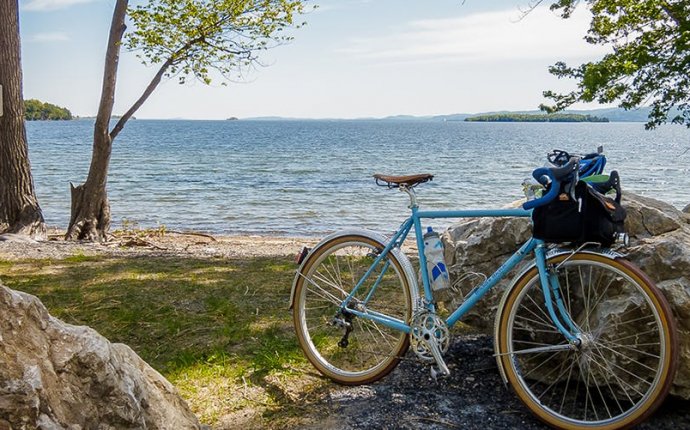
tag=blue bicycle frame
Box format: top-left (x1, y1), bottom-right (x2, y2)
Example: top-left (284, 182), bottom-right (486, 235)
top-left (338, 199), bottom-right (580, 343)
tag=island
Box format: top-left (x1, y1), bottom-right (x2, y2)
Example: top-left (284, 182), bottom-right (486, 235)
top-left (464, 113), bottom-right (609, 123)
top-left (24, 99), bottom-right (73, 121)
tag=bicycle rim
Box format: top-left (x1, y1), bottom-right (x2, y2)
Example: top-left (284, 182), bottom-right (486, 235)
top-left (497, 254), bottom-right (677, 429)
top-left (293, 235), bottom-right (412, 385)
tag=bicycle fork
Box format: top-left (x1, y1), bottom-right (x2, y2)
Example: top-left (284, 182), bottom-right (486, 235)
top-left (535, 244), bottom-right (581, 345)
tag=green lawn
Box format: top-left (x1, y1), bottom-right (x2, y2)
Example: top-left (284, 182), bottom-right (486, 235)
top-left (0, 254), bottom-right (330, 428)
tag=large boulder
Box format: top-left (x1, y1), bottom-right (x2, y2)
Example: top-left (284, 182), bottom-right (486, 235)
top-left (442, 192), bottom-right (690, 398)
top-left (0, 284), bottom-right (202, 429)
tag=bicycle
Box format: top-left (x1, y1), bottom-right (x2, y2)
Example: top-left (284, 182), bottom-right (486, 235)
top-left (290, 157), bottom-right (678, 429)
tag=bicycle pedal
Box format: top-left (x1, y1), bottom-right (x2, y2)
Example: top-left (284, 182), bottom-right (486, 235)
top-left (430, 365), bottom-right (450, 381)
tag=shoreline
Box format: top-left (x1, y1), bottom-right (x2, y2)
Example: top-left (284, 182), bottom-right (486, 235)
top-left (0, 229), bottom-right (320, 261)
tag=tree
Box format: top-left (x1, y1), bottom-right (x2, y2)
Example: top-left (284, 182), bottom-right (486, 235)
top-left (0, 0), bottom-right (46, 239)
top-left (25, 99), bottom-right (73, 121)
top-left (537, 0), bottom-right (690, 129)
top-left (66, 0), bottom-right (307, 241)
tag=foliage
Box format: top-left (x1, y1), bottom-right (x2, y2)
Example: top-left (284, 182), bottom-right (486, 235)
top-left (539, 0), bottom-right (690, 129)
top-left (465, 113), bottom-right (609, 122)
top-left (125, 0), bottom-right (308, 86)
top-left (24, 99), bottom-right (72, 121)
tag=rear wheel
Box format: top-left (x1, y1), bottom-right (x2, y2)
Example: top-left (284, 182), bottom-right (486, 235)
top-left (496, 253), bottom-right (677, 429)
top-left (293, 235), bottom-right (412, 385)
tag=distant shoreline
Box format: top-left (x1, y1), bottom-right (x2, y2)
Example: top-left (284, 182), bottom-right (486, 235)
top-left (464, 113), bottom-right (609, 123)
top-left (34, 106), bottom-right (660, 122)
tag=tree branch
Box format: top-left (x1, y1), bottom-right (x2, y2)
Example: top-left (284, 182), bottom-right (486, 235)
top-left (95, 0), bottom-right (128, 140)
top-left (109, 39), bottom-right (200, 140)
top-left (109, 56), bottom-right (174, 140)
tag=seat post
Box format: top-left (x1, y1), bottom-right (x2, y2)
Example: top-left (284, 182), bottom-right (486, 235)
top-left (400, 185), bottom-right (418, 209)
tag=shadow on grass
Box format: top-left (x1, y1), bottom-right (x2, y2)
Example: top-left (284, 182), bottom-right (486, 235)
top-left (0, 255), bottom-right (331, 427)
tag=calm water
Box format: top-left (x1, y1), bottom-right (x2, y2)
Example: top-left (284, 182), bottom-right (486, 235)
top-left (26, 120), bottom-right (690, 237)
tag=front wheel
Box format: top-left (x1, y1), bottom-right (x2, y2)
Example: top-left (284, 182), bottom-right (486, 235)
top-left (293, 235), bottom-right (412, 385)
top-left (495, 253), bottom-right (678, 430)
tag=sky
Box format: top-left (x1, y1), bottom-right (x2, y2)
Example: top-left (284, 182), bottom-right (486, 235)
top-left (18, 0), bottom-right (609, 120)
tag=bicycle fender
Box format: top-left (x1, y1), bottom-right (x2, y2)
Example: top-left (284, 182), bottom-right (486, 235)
top-left (288, 229), bottom-right (420, 312)
top-left (493, 247), bottom-right (625, 385)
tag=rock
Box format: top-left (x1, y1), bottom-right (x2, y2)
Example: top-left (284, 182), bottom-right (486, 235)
top-left (443, 192), bottom-right (690, 398)
top-left (0, 233), bottom-right (38, 243)
top-left (0, 284), bottom-right (202, 429)
top-left (442, 216), bottom-right (530, 327)
top-left (683, 203), bottom-right (690, 214)
top-left (622, 194), bottom-right (687, 237)
top-left (656, 278), bottom-right (690, 399)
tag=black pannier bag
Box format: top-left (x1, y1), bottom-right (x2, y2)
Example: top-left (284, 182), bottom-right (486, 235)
top-left (532, 180), bottom-right (626, 247)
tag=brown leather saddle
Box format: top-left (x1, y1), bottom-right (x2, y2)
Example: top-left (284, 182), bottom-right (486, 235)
top-left (373, 173), bottom-right (434, 188)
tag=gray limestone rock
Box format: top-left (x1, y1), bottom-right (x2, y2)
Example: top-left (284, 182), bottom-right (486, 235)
top-left (0, 285), bottom-right (202, 429)
top-left (443, 192), bottom-right (690, 398)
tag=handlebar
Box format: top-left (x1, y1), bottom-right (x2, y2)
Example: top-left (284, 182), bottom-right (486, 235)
top-left (522, 158), bottom-right (579, 210)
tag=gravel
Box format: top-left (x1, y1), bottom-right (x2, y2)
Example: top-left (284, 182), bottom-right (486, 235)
top-left (299, 335), bottom-right (690, 430)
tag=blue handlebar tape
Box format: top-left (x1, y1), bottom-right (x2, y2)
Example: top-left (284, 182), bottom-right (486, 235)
top-left (523, 168), bottom-right (560, 210)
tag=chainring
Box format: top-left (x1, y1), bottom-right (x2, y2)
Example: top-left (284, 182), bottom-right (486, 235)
top-left (409, 311), bottom-right (450, 362)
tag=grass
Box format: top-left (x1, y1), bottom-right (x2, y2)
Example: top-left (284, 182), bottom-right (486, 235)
top-left (0, 254), bottom-right (330, 428)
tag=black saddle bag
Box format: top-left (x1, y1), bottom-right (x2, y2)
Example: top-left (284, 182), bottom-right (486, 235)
top-left (532, 180), bottom-right (626, 247)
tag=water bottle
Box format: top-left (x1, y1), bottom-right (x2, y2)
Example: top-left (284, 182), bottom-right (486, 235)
top-left (522, 177), bottom-right (542, 201)
top-left (423, 227), bottom-right (450, 296)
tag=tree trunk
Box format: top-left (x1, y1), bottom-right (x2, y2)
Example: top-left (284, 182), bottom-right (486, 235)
top-left (65, 0), bottom-right (128, 241)
top-left (0, 0), bottom-right (46, 239)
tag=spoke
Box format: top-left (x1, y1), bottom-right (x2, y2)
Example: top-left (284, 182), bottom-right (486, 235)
top-left (305, 320), bottom-right (334, 332)
top-left (514, 326), bottom-right (563, 334)
top-left (606, 328), bottom-right (661, 344)
top-left (589, 343), bottom-right (637, 411)
top-left (310, 271), bottom-right (349, 299)
top-left (538, 352), bottom-right (572, 399)
top-left (613, 313), bottom-right (657, 327)
top-left (346, 253), bottom-right (356, 290)
top-left (572, 360), bottom-right (582, 418)
top-left (308, 280), bottom-right (344, 304)
top-left (360, 320), bottom-right (385, 355)
top-left (514, 313), bottom-right (560, 330)
top-left (589, 346), bottom-right (646, 400)
top-left (305, 276), bottom-right (344, 305)
top-left (520, 349), bottom-right (565, 379)
top-left (594, 342), bottom-right (661, 374)
top-left (598, 339), bottom-right (661, 359)
top-left (588, 358), bottom-right (614, 420)
top-left (589, 352), bottom-right (653, 392)
top-left (586, 272), bottom-right (617, 318)
top-left (321, 257), bottom-right (343, 295)
top-left (559, 357), bottom-right (577, 414)
top-left (580, 352), bottom-right (597, 421)
top-left (368, 319), bottom-right (398, 348)
top-left (524, 293), bottom-right (555, 328)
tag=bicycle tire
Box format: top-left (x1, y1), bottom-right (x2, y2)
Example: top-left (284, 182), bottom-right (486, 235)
top-left (495, 253), bottom-right (677, 430)
top-left (293, 234), bottom-right (412, 385)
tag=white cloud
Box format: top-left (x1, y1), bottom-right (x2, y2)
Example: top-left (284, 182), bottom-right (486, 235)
top-left (338, 6), bottom-right (608, 65)
top-left (23, 0), bottom-right (94, 12)
top-left (31, 32), bottom-right (70, 42)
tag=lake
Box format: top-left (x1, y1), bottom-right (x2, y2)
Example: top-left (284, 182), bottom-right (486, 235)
top-left (26, 120), bottom-right (690, 237)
